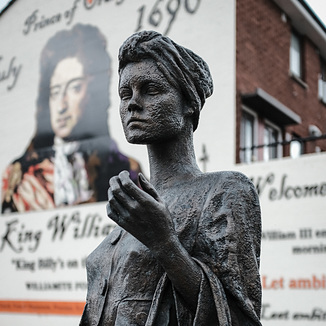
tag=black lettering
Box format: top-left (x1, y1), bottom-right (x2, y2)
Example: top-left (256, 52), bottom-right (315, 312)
top-left (0, 220), bottom-right (22, 253)
top-left (320, 183), bottom-right (326, 196)
top-left (269, 188), bottom-right (277, 200)
top-left (83, 0), bottom-right (98, 10)
top-left (164, 0), bottom-right (181, 35)
top-left (149, 0), bottom-right (163, 28)
top-left (0, 56), bottom-right (22, 91)
top-left (304, 185), bottom-right (318, 197)
top-left (278, 174), bottom-right (287, 199)
top-left (48, 213), bottom-right (80, 241)
top-left (23, 10), bottom-right (38, 35)
top-left (285, 186), bottom-right (293, 199)
top-left (135, 5), bottom-right (146, 32)
top-left (253, 173), bottom-right (275, 196)
top-left (66, 0), bottom-right (78, 25)
top-left (185, 0), bottom-right (201, 14)
top-left (294, 186), bottom-right (302, 198)
top-left (12, 259), bottom-right (35, 271)
top-left (261, 304), bottom-right (289, 320)
top-left (0, 220), bottom-right (41, 253)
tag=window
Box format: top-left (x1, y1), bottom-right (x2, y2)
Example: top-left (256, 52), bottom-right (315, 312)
top-left (240, 107), bottom-right (283, 163)
top-left (318, 57), bottom-right (326, 103)
top-left (290, 138), bottom-right (303, 159)
top-left (290, 32), bottom-right (302, 78)
top-left (263, 121), bottom-right (282, 161)
top-left (240, 110), bottom-right (256, 163)
top-left (240, 89), bottom-right (301, 163)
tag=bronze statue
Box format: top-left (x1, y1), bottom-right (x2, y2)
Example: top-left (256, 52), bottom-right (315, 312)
top-left (80, 31), bottom-right (262, 325)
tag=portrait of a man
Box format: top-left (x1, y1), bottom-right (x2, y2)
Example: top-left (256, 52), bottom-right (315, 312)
top-left (1, 24), bottom-right (141, 214)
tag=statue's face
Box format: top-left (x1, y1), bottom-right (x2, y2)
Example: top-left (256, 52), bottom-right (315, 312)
top-left (49, 57), bottom-right (88, 139)
top-left (119, 59), bottom-right (186, 144)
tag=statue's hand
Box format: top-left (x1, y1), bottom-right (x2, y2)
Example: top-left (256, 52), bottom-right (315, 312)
top-left (107, 170), bottom-right (176, 251)
top-left (107, 171), bottom-right (203, 313)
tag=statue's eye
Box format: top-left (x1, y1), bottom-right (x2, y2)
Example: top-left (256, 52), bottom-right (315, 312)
top-left (145, 83), bottom-right (160, 95)
top-left (120, 88), bottom-right (132, 100)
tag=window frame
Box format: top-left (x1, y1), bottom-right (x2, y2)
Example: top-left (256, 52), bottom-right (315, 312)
top-left (239, 107), bottom-right (284, 163)
top-left (318, 56), bottom-right (326, 104)
top-left (263, 118), bottom-right (283, 161)
top-left (290, 31), bottom-right (303, 79)
top-left (240, 106), bottom-right (259, 163)
top-left (290, 136), bottom-right (303, 159)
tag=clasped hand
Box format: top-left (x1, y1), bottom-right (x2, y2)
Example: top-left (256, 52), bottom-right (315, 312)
top-left (107, 171), bottom-right (176, 251)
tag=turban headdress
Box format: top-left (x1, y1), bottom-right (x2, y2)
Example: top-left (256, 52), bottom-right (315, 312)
top-left (118, 31), bottom-right (213, 131)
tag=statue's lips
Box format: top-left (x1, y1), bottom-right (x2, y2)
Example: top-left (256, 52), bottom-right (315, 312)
top-left (127, 118), bottom-right (146, 126)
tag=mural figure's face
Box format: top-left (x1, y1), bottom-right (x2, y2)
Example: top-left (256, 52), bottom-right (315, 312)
top-left (119, 59), bottom-right (186, 144)
top-left (49, 57), bottom-right (87, 139)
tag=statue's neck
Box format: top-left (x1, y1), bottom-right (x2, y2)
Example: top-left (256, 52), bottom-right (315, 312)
top-left (147, 132), bottom-right (201, 194)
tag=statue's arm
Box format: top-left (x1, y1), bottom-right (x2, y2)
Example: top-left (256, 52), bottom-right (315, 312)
top-left (107, 170), bottom-right (205, 313)
top-left (195, 171), bottom-right (262, 324)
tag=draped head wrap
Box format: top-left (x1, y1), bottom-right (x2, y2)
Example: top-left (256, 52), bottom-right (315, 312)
top-left (118, 30), bottom-right (213, 131)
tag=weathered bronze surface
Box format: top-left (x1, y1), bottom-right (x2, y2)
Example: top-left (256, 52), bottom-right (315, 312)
top-left (80, 31), bottom-right (262, 326)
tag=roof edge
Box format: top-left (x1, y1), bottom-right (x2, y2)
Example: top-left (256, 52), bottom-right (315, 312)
top-left (0, 0), bottom-right (17, 17)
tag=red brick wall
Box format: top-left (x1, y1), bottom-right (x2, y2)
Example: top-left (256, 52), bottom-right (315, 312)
top-left (236, 0), bottom-right (326, 162)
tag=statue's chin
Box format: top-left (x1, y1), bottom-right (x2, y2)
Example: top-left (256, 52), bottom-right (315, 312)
top-left (124, 129), bottom-right (149, 145)
top-left (125, 134), bottom-right (147, 145)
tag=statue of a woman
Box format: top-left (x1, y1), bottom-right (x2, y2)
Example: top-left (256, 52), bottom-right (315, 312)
top-left (80, 31), bottom-right (262, 326)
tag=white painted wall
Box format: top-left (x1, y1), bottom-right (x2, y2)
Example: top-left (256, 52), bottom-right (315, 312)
top-left (234, 153), bottom-right (326, 325)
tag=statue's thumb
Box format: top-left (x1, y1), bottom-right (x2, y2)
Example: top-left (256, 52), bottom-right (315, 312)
top-left (138, 173), bottom-right (159, 201)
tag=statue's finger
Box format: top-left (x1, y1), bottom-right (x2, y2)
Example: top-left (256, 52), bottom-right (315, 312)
top-left (118, 170), bottom-right (145, 201)
top-left (106, 203), bottom-right (119, 224)
top-left (109, 175), bottom-right (132, 205)
top-left (138, 173), bottom-right (160, 201)
top-left (108, 188), bottom-right (129, 218)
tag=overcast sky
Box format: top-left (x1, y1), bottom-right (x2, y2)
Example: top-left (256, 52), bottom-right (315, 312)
top-left (306, 0), bottom-right (326, 26)
top-left (0, 0), bottom-right (10, 13)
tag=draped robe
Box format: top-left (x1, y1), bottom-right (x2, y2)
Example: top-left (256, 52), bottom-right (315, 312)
top-left (80, 171), bottom-right (262, 326)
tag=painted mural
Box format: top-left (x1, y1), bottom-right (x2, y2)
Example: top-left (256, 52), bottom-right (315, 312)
top-left (1, 23), bottom-right (141, 214)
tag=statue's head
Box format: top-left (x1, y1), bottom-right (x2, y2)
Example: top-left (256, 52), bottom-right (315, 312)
top-left (118, 31), bottom-right (213, 133)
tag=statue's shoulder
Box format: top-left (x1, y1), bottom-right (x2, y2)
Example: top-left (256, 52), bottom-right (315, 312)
top-left (199, 170), bottom-right (259, 207)
top-left (202, 170), bottom-right (254, 191)
top-left (86, 226), bottom-right (123, 270)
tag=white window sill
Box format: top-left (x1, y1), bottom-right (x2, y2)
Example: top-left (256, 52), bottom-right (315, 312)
top-left (289, 72), bottom-right (308, 89)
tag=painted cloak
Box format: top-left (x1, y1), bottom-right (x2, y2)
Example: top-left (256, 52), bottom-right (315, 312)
top-left (1, 135), bottom-right (141, 213)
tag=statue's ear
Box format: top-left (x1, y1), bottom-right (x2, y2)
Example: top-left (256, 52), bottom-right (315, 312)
top-left (183, 103), bottom-right (200, 131)
top-left (183, 103), bottom-right (194, 118)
